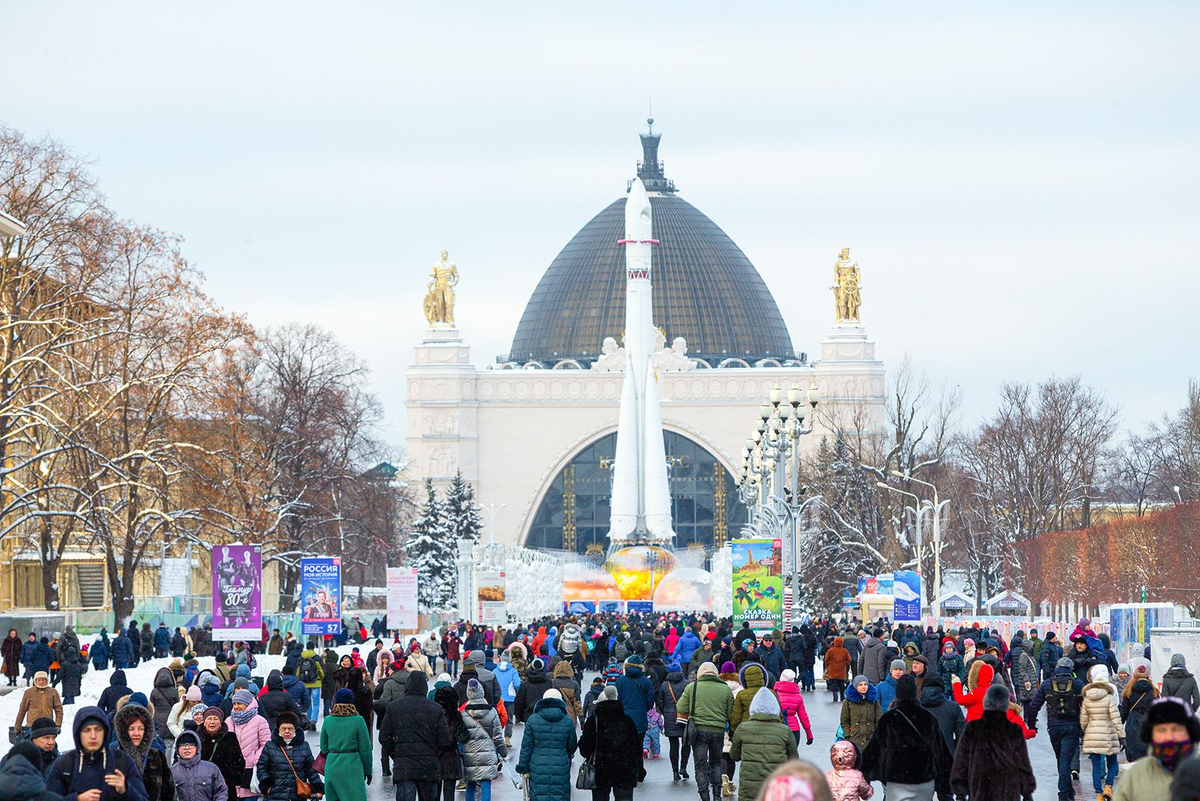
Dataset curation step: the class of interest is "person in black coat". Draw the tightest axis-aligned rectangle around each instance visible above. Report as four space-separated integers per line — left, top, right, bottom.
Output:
380 672 452 801
951 684 1037 801
113 700 174 801
139 624 155 662
654 664 690 781
112 630 135 670
514 659 553 723
45 706 150 801
257 670 306 734
169 629 186 658
918 674 966 756
98 670 133 716
434 686 469 800
862 674 953 797
190 707 245 794
256 712 322 801
579 687 646 801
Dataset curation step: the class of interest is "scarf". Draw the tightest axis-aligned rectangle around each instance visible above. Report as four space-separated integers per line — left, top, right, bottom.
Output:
1152 738 1194 772
231 705 258 725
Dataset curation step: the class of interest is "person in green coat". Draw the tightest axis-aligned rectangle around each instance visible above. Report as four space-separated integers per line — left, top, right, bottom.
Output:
730 688 797 801
320 688 372 801
730 663 773 735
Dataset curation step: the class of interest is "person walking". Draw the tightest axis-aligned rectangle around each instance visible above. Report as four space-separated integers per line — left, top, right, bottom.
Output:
54 627 84 706
773 670 813 747
840 676 882 754
729 688 797 801
826 740 873 801
579 685 643 801
14 671 63 734
495 651 521 747
433 685 467 801
615 657 655 740
0 741 62 801
255 711 322 801
320 688 372 801
171 729 229 801
45 706 150 801
824 637 852 703
950 684 1037 801
381 672 452 801
1 629 21 687
227 689 271 801
731 664 773 736
918 675 965 757
1113 696 1200 801
656 661 691 781
1080 669 1123 801
861 675 952 801
1025 656 1085 801
461 679 507 801
150 667 179 744
195 708 245 798
114 697 175 801
1161 654 1200 711
1120 661 1158 761
296 641 325 726
676 661 734 801
516 688 578 801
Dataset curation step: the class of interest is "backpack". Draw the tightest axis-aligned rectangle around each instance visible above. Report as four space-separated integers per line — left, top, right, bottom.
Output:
614 641 630 661
298 656 319 684
1048 676 1080 719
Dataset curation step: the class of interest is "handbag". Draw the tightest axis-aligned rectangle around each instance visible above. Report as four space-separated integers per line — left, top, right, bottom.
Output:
575 754 597 790
672 680 698 745
280 745 313 799
312 752 326 775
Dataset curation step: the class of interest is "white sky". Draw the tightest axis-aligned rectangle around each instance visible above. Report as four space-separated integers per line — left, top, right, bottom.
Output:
5 2 1198 447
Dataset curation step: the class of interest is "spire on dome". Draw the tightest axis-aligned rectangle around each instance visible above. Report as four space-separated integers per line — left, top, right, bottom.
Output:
633 118 677 194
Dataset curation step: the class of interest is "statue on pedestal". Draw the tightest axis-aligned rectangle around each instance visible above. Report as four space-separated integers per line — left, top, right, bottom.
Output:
831 247 862 323
423 249 459 326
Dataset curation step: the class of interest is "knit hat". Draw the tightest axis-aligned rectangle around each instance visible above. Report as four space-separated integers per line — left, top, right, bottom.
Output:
922 674 945 691
1117 663 1131 675
889 659 906 673
201 673 221 688
542 688 563 702
1132 659 1152 679
435 673 452 685
964 638 975 648
780 669 796 683
983 683 1011 712
895 674 917 703
29 717 59 739
335 688 355 704
667 661 682 674
721 661 737 673
467 678 486 703
185 685 202 702
852 674 869 687
175 730 201 751
1056 657 1074 671
127 692 149 708
697 663 718 678
942 642 955 654
232 677 249 690
531 658 545 671
232 689 255 706
1172 653 1188 668
203 707 225 723
191 704 208 718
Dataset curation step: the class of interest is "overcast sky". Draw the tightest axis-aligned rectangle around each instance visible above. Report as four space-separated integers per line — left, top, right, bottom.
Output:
6 3 1198 448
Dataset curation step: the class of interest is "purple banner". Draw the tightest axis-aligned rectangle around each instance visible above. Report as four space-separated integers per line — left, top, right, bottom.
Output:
212 544 262 641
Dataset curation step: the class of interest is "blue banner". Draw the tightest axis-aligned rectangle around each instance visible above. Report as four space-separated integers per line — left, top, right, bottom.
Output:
597 600 623 614
627 601 653 614
300 557 342 636
567 601 596 614
892 570 922 622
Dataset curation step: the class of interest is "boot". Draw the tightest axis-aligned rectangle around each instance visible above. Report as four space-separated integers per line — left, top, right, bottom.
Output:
680 768 690 780
1104 786 1114 800
1096 794 1104 801
505 737 512 748
722 777 736 797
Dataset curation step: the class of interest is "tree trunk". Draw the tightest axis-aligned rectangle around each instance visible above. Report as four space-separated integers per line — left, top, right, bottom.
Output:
40 558 62 612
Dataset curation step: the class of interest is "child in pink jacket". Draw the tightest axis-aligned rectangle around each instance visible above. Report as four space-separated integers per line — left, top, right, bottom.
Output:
825 740 872 801
775 670 814 745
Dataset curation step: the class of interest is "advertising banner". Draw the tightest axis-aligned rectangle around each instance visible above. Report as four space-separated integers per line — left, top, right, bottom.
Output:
567 601 597 615
732 538 783 632
387 568 419 632
300 557 342 636
476 570 507 626
627 600 654 614
212 545 262 641
597 600 623 614
892 569 922 622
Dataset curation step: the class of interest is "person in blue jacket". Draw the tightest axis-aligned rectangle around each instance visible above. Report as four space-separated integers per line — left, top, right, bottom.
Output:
672 627 703 668
615 656 655 736
45 705 150 801
20 633 38 685
91 632 111 672
112 629 135 670
30 638 53 675
153 624 170 658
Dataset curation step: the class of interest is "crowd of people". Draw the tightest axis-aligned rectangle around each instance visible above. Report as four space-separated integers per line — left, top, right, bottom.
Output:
4 613 1200 801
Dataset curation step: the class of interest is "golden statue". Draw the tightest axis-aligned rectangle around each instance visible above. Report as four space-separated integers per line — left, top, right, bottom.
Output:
831 247 862 322
423 249 459 326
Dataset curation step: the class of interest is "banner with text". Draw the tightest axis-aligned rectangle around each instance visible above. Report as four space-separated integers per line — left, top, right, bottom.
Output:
387 568 419 631
732 538 783 633
212 545 262 641
892 570 922 623
301 557 343 636
476 570 507 626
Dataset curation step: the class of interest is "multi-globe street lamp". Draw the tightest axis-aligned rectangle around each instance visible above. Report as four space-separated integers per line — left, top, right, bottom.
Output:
877 472 949 615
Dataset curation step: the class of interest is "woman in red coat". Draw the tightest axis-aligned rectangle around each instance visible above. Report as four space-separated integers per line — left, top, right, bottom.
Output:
952 661 1035 738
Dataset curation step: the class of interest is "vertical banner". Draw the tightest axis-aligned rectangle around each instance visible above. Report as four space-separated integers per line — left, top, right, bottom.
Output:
892 570 922 623
386 568 419 632
732 538 783 633
300 557 343 636
211 545 262 641
476 570 507 626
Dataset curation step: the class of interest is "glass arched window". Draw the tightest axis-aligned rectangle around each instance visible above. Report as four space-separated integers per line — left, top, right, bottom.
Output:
524 431 745 553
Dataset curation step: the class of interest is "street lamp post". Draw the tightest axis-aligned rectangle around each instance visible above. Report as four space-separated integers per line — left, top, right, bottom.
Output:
880 471 950 615
481 502 507 545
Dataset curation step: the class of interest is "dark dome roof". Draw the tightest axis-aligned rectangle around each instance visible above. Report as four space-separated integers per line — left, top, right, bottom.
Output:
508 131 794 366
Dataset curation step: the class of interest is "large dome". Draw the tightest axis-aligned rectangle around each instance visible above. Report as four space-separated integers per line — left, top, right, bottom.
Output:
507 129 794 366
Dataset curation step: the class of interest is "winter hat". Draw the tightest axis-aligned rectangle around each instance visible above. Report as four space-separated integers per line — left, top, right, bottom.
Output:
185 685 202 702
1118 663 1131 675
531 658 545 672
203 707 225 723
542 688 563 702
175 730 201 751
232 677 249 690
852 674 869 688
602 685 619 701
983 683 1011 712
720 661 737 673
201 673 221 688
232 689 255 706
780 669 796 683
667 661 682 674
895 674 918 703
697 663 718 678
889 659 906 673
191 704 207 718
1132 659 1152 679
1045 632 1057 642
1056 657 1074 671
276 711 300 731
29 717 59 739
127 692 149 708
236 664 251 678
1079 618 1091 628
922 674 945 692
1088 665 1111 683
335 688 355 704
963 638 975 648
435 673 452 685
500 651 511 663
32 671 49 683
467 678 486 703
942 642 956 654
1141 697 1200 743
1172 653 1188 668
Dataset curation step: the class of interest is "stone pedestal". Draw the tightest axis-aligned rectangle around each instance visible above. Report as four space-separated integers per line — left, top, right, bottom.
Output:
819 324 876 363
406 327 478 489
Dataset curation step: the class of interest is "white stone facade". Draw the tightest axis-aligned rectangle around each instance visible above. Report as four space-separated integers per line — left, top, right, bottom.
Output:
405 324 885 548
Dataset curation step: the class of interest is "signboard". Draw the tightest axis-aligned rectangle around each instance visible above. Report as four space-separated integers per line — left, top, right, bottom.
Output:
567 601 596 614
211 545 262 641
732 538 783 632
300 557 342 636
476 570 507 626
627 600 654 614
386 568 419 632
892 570 922 623
597 600 623 614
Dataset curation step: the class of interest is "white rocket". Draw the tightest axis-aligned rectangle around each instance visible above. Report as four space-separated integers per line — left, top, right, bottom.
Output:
608 178 675 544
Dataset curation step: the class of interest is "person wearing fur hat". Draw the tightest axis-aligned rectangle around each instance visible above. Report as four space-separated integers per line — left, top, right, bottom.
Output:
14 670 62 732
1121 660 1159 761
950 683 1037 801
1080 664 1124 799
171 729 228 801
1113 696 1200 801
320 688 371 801
114 697 175 801
862 674 952 799
840 676 882 753
256 711 321 801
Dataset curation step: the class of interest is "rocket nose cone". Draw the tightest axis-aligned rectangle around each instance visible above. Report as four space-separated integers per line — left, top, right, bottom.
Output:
625 178 653 240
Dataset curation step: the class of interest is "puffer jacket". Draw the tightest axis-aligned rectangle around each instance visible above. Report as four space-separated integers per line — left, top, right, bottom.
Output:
257 672 304 733
730 690 798 801
114 702 175 801
773 679 812 738
461 702 507 782
111 633 135 668
380 673 451 783
226 699 271 798
1079 681 1123 755
655 669 688 737
1120 678 1158 761
951 661 994 722
515 697 578 801
171 735 228 801
1012 641 1040 702
150 668 179 740
672 631 703 665
731 663 773 734
1161 656 1200 711
255 735 322 801
614 664 654 735
0 750 60 801
839 683 882 752
513 663 553 722
494 660 521 703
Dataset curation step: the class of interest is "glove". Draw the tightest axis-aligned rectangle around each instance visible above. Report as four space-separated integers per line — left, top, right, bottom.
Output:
366 775 372 786
806 737 813 745
1119 738 1127 749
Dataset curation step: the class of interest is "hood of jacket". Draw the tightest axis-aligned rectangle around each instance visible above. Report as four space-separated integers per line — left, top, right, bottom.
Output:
844 683 879 704
71 705 111 749
624 664 644 679
154 667 175 689
748 687 781 717
967 660 994 691
665 668 684 683
739 662 767 690
832 637 844 648
1084 681 1115 702
405 671 429 697
919 683 946 707
266 670 284 690
0 750 49 801
110 669 128 687
552 660 575 680
114 701 155 767
533 696 568 722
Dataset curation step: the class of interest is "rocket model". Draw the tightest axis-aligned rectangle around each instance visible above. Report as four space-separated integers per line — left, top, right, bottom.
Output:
607 178 675 544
